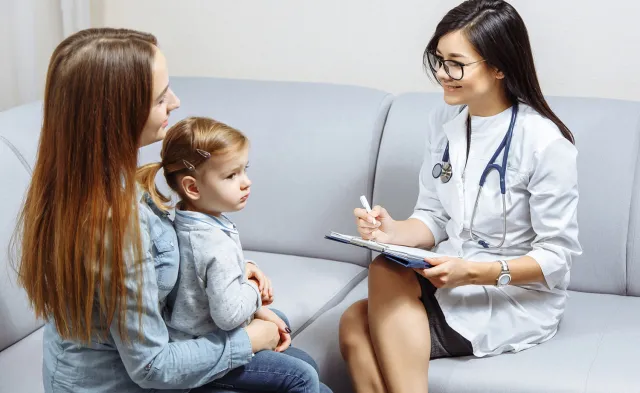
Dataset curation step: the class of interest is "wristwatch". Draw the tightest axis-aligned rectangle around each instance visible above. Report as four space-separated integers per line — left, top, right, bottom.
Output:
496 260 511 287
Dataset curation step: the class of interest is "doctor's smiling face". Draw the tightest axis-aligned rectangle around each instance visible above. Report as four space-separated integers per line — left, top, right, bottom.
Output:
427 29 505 109
423 0 575 138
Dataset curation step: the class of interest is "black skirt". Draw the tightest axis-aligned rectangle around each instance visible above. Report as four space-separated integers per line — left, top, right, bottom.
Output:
415 273 474 359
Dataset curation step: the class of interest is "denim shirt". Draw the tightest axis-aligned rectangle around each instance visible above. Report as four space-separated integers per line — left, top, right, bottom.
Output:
165 209 261 340
42 188 254 392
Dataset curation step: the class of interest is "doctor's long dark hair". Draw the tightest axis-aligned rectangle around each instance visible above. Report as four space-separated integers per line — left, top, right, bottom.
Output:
424 0 574 144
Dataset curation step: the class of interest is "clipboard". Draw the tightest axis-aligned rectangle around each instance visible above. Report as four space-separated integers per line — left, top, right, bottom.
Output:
324 231 446 269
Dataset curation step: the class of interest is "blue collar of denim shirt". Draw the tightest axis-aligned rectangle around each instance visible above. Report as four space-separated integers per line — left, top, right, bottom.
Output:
174 208 239 234
136 184 171 218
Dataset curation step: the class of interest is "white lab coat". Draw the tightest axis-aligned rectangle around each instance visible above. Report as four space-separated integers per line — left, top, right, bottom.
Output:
410 103 582 357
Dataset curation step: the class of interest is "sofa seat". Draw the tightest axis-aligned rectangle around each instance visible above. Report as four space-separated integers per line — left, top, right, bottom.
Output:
244 250 367 334
0 327 44 393
294 278 640 393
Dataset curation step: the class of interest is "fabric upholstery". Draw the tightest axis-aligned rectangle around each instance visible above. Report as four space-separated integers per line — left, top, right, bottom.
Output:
0 139 42 352
0 328 44 393
244 251 366 334
296 278 640 393
139 77 393 267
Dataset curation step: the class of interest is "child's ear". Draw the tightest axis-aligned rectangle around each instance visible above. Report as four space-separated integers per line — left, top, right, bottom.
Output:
181 176 200 201
494 67 505 80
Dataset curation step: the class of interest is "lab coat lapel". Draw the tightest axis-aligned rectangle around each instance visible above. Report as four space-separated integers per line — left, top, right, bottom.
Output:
440 106 468 226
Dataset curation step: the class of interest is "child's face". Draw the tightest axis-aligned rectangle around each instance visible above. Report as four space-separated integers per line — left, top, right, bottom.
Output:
187 147 251 216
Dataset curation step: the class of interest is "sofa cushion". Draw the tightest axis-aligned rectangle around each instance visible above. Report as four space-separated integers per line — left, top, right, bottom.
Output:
375 93 640 295
372 93 446 221
0 327 44 393
545 96 640 295
426 290 640 393
291 278 367 393
0 139 42 352
139 77 393 267
295 277 640 393
626 147 640 296
244 251 366 334
0 101 43 172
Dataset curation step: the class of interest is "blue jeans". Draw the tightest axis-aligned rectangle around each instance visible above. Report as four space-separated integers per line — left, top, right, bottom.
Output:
195 310 332 393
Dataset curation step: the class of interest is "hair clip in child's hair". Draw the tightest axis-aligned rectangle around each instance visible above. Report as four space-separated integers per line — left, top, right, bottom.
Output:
183 160 195 171
196 149 211 158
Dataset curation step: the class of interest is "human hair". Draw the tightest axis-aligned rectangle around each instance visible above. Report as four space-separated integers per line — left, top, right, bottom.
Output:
424 0 574 143
12 28 158 342
137 117 250 210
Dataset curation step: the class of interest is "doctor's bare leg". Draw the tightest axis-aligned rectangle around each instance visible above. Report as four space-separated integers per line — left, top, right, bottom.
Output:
339 299 387 393
340 257 431 393
369 254 432 393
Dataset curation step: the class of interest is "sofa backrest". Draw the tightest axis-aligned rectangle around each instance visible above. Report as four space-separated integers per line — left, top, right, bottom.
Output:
546 97 640 295
0 137 43 351
3 78 639 298
0 101 43 173
139 77 393 266
626 131 640 296
374 93 640 295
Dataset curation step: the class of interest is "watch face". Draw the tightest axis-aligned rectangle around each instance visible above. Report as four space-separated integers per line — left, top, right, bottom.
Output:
498 274 511 286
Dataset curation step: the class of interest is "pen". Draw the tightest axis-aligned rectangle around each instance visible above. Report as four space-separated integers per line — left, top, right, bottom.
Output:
359 195 377 225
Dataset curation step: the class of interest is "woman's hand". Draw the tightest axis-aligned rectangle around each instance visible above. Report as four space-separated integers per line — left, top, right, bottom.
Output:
353 205 397 243
254 308 292 352
244 319 280 353
246 262 274 305
414 256 475 288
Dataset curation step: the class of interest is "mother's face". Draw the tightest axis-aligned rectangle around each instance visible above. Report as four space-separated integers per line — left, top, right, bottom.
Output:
139 48 181 148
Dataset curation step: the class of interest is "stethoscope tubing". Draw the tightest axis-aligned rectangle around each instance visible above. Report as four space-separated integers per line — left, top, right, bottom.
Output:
432 103 519 248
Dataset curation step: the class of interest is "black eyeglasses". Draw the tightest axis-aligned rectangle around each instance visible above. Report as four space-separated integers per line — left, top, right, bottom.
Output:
426 52 486 81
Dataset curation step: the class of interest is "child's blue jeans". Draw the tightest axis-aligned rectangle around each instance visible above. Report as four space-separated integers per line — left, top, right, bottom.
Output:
206 309 332 393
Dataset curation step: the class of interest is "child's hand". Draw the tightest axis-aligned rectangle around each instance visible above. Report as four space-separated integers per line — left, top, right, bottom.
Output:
246 261 274 305
245 319 280 353
254 308 291 352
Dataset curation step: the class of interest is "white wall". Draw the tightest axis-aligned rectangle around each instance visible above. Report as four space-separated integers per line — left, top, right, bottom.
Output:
93 0 640 101
0 0 63 111
4 0 638 111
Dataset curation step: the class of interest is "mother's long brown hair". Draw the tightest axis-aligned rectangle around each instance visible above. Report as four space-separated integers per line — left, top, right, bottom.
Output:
12 28 157 342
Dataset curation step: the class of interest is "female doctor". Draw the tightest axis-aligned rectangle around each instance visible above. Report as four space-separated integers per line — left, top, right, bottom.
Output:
338 1 582 392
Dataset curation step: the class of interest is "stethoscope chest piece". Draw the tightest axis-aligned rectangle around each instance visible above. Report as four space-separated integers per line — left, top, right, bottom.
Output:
432 161 453 183
431 103 520 249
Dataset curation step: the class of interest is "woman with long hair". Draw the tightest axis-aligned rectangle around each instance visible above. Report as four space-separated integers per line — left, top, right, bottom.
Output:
14 28 281 392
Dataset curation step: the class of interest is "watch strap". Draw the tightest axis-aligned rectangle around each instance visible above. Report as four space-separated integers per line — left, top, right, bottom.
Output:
498 259 509 273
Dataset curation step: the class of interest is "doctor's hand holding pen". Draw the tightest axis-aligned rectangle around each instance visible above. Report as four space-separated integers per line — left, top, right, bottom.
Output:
353 196 396 244
354 196 485 289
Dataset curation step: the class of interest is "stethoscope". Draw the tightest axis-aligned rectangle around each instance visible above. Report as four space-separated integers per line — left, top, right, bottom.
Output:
432 103 519 249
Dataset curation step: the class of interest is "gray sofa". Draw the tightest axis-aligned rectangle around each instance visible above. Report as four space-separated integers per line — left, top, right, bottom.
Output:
1 77 640 393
